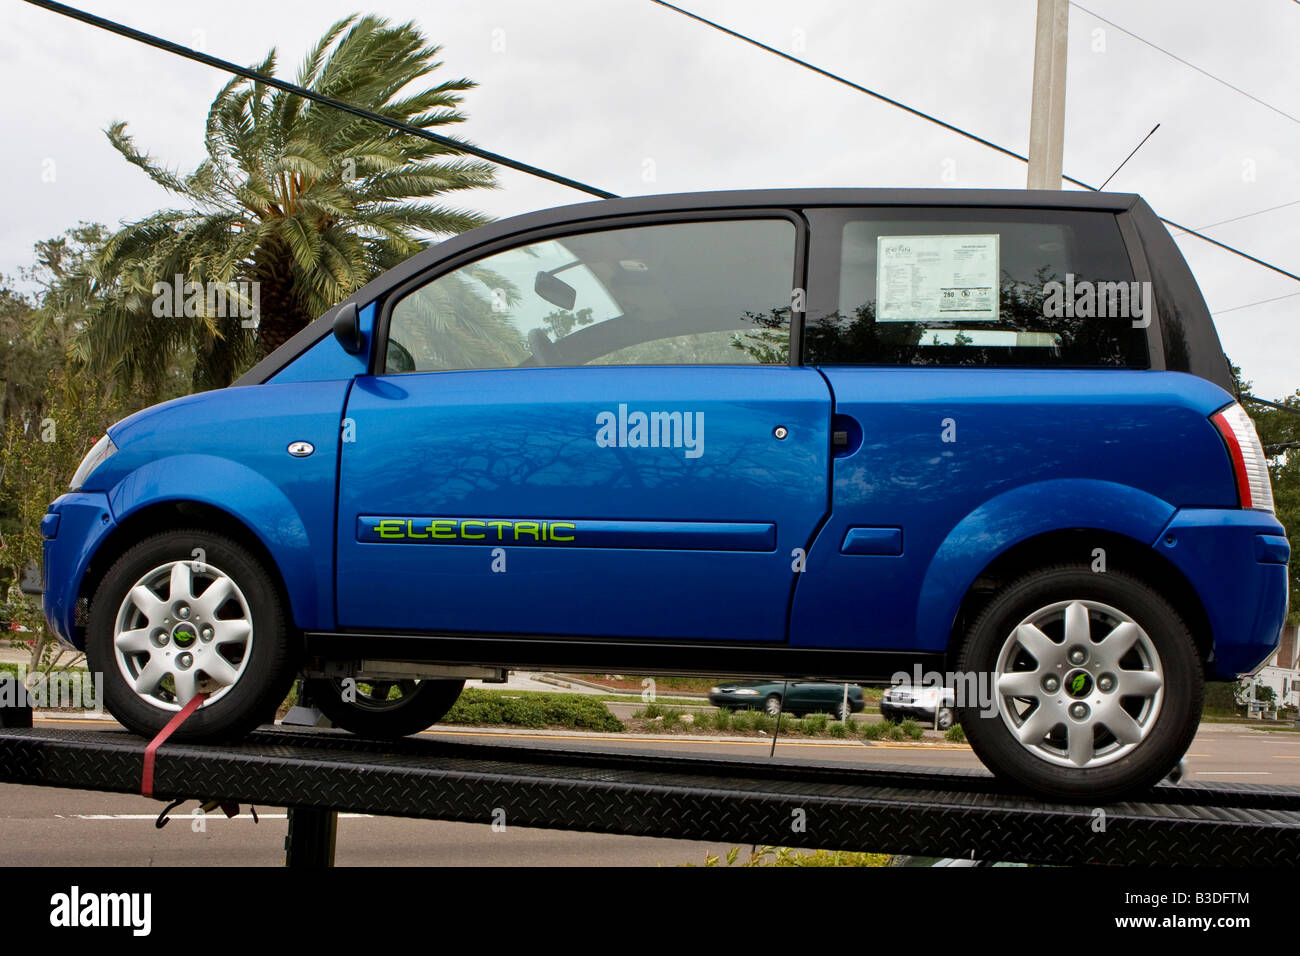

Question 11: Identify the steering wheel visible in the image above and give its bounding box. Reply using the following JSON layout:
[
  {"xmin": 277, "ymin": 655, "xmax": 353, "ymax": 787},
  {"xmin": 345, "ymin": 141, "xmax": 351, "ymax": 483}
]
[
  {"xmin": 527, "ymin": 328, "xmax": 561, "ymax": 367},
  {"xmin": 386, "ymin": 338, "xmax": 417, "ymax": 374}
]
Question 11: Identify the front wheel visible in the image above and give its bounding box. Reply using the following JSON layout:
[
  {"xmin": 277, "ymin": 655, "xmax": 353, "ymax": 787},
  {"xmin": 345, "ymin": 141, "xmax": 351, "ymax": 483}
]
[
  {"xmin": 764, "ymin": 694, "xmax": 783, "ymax": 717},
  {"xmin": 957, "ymin": 564, "xmax": 1202, "ymax": 801},
  {"xmin": 304, "ymin": 676, "xmax": 464, "ymax": 739},
  {"xmin": 86, "ymin": 530, "xmax": 298, "ymax": 742}
]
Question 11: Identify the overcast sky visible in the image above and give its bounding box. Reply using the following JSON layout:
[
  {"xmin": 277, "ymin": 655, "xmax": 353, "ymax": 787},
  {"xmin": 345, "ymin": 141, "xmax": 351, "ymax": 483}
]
[{"xmin": 2, "ymin": 0, "xmax": 1297, "ymax": 396}]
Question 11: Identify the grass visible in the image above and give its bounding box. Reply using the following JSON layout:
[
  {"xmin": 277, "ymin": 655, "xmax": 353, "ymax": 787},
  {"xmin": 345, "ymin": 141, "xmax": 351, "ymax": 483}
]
[
  {"xmin": 630, "ymin": 704, "xmax": 947, "ymax": 741},
  {"xmin": 684, "ymin": 846, "xmax": 893, "ymax": 867}
]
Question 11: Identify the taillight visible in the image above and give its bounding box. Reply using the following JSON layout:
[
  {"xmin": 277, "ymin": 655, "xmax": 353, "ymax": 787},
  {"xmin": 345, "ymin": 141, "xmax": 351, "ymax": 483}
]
[{"xmin": 1211, "ymin": 403, "xmax": 1274, "ymax": 512}]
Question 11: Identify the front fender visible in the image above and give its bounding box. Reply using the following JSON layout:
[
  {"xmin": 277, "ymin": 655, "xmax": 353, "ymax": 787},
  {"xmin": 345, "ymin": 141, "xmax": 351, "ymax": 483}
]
[
  {"xmin": 914, "ymin": 479, "xmax": 1177, "ymax": 653},
  {"xmin": 108, "ymin": 455, "xmax": 327, "ymax": 630}
]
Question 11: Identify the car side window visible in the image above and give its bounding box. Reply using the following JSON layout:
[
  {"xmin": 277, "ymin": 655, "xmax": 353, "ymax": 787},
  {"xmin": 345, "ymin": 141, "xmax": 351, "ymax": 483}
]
[
  {"xmin": 804, "ymin": 207, "xmax": 1148, "ymax": 368},
  {"xmin": 384, "ymin": 218, "xmax": 797, "ymax": 372}
]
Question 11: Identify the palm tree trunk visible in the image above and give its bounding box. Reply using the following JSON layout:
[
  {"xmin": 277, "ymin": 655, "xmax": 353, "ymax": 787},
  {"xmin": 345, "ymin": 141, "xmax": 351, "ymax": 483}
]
[{"xmin": 252, "ymin": 235, "xmax": 313, "ymax": 360}]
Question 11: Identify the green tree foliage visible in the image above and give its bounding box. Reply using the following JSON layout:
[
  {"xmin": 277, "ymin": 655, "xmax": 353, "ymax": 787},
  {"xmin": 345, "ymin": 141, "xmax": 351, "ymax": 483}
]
[
  {"xmin": 0, "ymin": 377, "xmax": 130, "ymax": 636},
  {"xmin": 78, "ymin": 13, "xmax": 495, "ymax": 391}
]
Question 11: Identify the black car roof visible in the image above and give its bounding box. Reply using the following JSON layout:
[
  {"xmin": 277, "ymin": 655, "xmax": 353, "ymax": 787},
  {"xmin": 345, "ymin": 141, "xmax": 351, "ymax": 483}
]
[{"xmin": 236, "ymin": 187, "xmax": 1144, "ymax": 386}]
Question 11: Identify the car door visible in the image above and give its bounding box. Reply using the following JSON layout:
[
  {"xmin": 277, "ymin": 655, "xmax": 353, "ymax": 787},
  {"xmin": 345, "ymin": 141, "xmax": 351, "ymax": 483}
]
[
  {"xmin": 788, "ymin": 205, "xmax": 1148, "ymax": 652},
  {"xmin": 336, "ymin": 213, "xmax": 832, "ymax": 642}
]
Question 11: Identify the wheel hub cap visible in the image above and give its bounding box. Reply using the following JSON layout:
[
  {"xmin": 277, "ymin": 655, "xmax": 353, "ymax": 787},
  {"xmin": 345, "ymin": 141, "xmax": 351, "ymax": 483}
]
[
  {"xmin": 994, "ymin": 599, "xmax": 1164, "ymax": 769},
  {"xmin": 112, "ymin": 560, "xmax": 254, "ymax": 711}
]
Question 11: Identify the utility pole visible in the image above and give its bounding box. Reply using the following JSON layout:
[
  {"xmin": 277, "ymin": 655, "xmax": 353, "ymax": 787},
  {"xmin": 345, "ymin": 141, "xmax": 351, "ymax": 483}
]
[{"xmin": 1027, "ymin": 0, "xmax": 1069, "ymax": 189}]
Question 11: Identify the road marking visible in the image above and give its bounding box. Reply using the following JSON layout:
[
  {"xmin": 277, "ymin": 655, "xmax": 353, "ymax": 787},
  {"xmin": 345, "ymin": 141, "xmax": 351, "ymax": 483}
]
[
  {"xmin": 422, "ymin": 729, "xmax": 967, "ymax": 750},
  {"xmin": 55, "ymin": 813, "xmax": 373, "ymax": 820},
  {"xmin": 1193, "ymin": 771, "xmax": 1271, "ymax": 775},
  {"xmin": 32, "ymin": 717, "xmax": 966, "ymax": 750}
]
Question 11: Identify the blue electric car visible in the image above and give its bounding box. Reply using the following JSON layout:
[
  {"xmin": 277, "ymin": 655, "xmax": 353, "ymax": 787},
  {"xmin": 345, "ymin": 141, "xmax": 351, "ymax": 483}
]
[{"xmin": 41, "ymin": 188, "xmax": 1288, "ymax": 799}]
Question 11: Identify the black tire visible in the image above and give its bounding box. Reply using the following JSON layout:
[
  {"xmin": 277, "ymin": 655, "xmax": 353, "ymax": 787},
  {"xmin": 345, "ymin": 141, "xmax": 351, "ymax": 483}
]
[
  {"xmin": 85, "ymin": 529, "xmax": 298, "ymax": 742},
  {"xmin": 305, "ymin": 676, "xmax": 464, "ymax": 739},
  {"xmin": 935, "ymin": 707, "xmax": 955, "ymax": 731},
  {"xmin": 956, "ymin": 563, "xmax": 1202, "ymax": 802},
  {"xmin": 764, "ymin": 693, "xmax": 782, "ymax": 717}
]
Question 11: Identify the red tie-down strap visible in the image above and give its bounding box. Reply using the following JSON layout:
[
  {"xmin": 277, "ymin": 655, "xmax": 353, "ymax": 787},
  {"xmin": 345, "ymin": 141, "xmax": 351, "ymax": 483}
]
[{"xmin": 141, "ymin": 693, "xmax": 207, "ymax": 798}]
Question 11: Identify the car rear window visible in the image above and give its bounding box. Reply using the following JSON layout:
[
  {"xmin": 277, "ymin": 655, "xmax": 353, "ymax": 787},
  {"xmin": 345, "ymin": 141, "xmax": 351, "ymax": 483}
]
[{"xmin": 804, "ymin": 207, "xmax": 1149, "ymax": 368}]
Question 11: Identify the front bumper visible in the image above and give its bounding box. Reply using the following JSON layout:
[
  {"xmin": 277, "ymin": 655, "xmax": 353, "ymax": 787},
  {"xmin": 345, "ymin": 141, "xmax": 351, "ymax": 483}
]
[
  {"xmin": 881, "ymin": 700, "xmax": 943, "ymax": 720},
  {"xmin": 1155, "ymin": 508, "xmax": 1290, "ymax": 679},
  {"xmin": 41, "ymin": 492, "xmax": 117, "ymax": 649}
]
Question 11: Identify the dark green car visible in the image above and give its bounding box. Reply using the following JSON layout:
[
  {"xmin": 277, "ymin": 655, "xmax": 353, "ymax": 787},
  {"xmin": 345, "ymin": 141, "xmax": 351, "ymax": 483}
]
[{"xmin": 708, "ymin": 680, "xmax": 865, "ymax": 719}]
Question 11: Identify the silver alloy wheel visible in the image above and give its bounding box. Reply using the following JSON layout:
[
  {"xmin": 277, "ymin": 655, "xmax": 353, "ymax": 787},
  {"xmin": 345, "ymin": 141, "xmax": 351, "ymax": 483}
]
[
  {"xmin": 993, "ymin": 599, "xmax": 1164, "ymax": 769},
  {"xmin": 112, "ymin": 560, "xmax": 253, "ymax": 710},
  {"xmin": 765, "ymin": 695, "xmax": 782, "ymax": 717}
]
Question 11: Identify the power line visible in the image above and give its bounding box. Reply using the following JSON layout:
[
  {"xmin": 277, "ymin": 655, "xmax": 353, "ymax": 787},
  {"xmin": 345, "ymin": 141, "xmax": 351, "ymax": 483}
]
[
  {"xmin": 1198, "ymin": 199, "xmax": 1300, "ymax": 231},
  {"xmin": 650, "ymin": 1, "xmax": 1300, "ymax": 285},
  {"xmin": 21, "ymin": 0, "xmax": 617, "ymax": 200},
  {"xmin": 1206, "ymin": 290, "xmax": 1300, "ymax": 316},
  {"xmin": 1242, "ymin": 394, "xmax": 1300, "ymax": 419},
  {"xmin": 1071, "ymin": 2, "xmax": 1300, "ymax": 126},
  {"xmin": 649, "ymin": 0, "xmax": 1049, "ymax": 176}
]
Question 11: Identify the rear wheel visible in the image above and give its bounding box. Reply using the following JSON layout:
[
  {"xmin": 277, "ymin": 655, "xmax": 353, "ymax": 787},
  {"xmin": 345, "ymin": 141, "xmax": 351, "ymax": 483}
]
[
  {"xmin": 86, "ymin": 530, "xmax": 297, "ymax": 742},
  {"xmin": 305, "ymin": 676, "xmax": 464, "ymax": 739},
  {"xmin": 957, "ymin": 564, "xmax": 1202, "ymax": 801}
]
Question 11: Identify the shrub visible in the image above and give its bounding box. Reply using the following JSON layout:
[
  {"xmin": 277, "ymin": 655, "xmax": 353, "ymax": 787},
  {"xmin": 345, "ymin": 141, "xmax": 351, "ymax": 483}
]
[
  {"xmin": 444, "ymin": 688, "xmax": 622, "ymax": 732},
  {"xmin": 702, "ymin": 708, "xmax": 732, "ymax": 731},
  {"xmin": 691, "ymin": 846, "xmax": 892, "ymax": 867},
  {"xmin": 801, "ymin": 713, "xmax": 829, "ymax": 734},
  {"xmin": 731, "ymin": 709, "xmax": 776, "ymax": 734}
]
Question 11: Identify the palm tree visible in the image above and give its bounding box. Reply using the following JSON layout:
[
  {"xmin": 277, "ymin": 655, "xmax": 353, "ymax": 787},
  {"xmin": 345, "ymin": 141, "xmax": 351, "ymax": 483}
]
[{"xmin": 81, "ymin": 13, "xmax": 496, "ymax": 389}]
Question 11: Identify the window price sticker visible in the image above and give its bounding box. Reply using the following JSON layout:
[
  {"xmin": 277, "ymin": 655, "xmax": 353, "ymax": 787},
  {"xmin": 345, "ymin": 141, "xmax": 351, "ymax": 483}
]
[{"xmin": 876, "ymin": 234, "xmax": 1000, "ymax": 322}]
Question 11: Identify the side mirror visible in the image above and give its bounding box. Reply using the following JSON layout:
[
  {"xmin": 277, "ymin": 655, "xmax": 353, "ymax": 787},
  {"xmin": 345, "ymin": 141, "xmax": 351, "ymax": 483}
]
[{"xmin": 332, "ymin": 302, "xmax": 363, "ymax": 354}]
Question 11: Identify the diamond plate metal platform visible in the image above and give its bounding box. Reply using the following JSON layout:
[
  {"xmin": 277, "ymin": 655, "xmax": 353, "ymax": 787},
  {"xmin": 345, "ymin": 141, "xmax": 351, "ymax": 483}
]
[{"xmin": 2, "ymin": 725, "xmax": 1297, "ymax": 866}]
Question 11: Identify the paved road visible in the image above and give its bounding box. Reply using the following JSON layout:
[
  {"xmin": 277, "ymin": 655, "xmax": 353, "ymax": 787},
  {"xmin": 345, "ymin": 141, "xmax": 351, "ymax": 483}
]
[{"xmin": 0, "ymin": 717, "xmax": 1295, "ymax": 866}]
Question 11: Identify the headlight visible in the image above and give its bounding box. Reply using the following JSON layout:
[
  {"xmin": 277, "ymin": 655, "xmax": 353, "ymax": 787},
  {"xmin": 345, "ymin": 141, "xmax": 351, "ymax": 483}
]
[
  {"xmin": 69, "ymin": 434, "xmax": 118, "ymax": 491},
  {"xmin": 733, "ymin": 688, "xmax": 760, "ymax": 696},
  {"xmin": 710, "ymin": 687, "xmax": 721, "ymax": 694}
]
